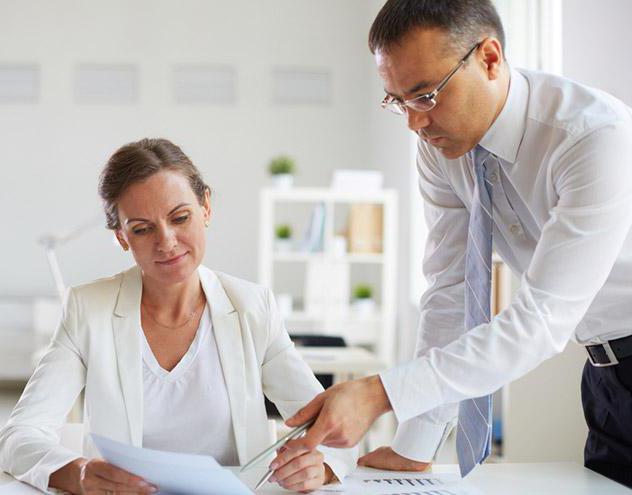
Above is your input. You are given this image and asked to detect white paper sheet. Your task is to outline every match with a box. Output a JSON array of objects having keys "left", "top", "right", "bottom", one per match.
[
  {"left": 91, "top": 434, "right": 251, "bottom": 495},
  {"left": 314, "top": 470, "right": 483, "bottom": 495}
]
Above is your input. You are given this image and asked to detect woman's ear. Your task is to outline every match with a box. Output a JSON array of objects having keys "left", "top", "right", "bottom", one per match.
[
  {"left": 203, "top": 189, "right": 212, "bottom": 227},
  {"left": 115, "top": 230, "right": 130, "bottom": 251}
]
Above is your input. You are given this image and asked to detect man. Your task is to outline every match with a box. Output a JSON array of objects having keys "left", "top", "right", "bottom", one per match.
[{"left": 271, "top": 0, "right": 632, "bottom": 488}]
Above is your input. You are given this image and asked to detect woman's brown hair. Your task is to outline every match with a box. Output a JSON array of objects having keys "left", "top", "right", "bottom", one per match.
[{"left": 98, "top": 138, "right": 210, "bottom": 230}]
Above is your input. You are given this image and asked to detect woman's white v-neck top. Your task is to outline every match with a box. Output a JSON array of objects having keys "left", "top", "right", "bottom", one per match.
[{"left": 140, "top": 305, "right": 239, "bottom": 465}]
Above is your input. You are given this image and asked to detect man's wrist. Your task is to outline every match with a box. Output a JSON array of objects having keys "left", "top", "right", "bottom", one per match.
[{"left": 367, "top": 374, "right": 393, "bottom": 415}]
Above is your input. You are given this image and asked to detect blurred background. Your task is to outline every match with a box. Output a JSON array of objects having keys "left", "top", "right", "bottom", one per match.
[{"left": 1, "top": 0, "right": 631, "bottom": 464}]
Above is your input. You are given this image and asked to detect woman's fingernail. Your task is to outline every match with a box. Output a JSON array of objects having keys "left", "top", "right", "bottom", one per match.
[
  {"left": 269, "top": 462, "right": 278, "bottom": 470},
  {"left": 269, "top": 475, "right": 277, "bottom": 483}
]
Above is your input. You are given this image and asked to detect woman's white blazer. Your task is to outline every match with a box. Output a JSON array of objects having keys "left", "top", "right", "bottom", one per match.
[{"left": 0, "top": 265, "right": 357, "bottom": 491}]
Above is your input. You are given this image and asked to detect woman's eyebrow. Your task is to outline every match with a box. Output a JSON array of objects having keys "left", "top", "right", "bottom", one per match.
[
  {"left": 168, "top": 202, "right": 191, "bottom": 214},
  {"left": 125, "top": 203, "right": 191, "bottom": 224}
]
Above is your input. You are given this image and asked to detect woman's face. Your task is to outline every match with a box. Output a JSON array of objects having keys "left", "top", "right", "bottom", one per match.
[{"left": 115, "top": 170, "right": 210, "bottom": 287}]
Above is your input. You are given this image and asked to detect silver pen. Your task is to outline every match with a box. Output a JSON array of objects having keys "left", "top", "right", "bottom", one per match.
[{"left": 240, "top": 421, "right": 314, "bottom": 490}]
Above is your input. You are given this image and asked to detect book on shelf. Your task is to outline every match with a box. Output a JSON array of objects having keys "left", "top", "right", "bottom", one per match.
[
  {"left": 347, "top": 204, "right": 383, "bottom": 253},
  {"left": 299, "top": 202, "right": 325, "bottom": 253}
]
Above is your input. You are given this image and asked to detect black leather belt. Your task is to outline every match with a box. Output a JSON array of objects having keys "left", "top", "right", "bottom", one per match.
[{"left": 586, "top": 334, "right": 632, "bottom": 367}]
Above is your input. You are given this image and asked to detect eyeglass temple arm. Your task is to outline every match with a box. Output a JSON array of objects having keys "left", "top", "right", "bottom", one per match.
[{"left": 432, "top": 42, "right": 482, "bottom": 96}]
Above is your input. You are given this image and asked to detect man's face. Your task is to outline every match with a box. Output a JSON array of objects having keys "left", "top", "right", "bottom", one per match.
[{"left": 376, "top": 28, "right": 502, "bottom": 159}]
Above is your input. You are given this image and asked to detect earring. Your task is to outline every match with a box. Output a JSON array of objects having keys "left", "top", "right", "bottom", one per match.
[{"left": 205, "top": 219, "right": 209, "bottom": 227}]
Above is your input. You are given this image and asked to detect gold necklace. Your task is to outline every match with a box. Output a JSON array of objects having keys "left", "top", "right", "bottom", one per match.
[{"left": 142, "top": 292, "right": 205, "bottom": 330}]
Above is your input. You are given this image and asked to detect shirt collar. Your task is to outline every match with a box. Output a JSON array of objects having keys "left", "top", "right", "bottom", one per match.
[{"left": 478, "top": 68, "right": 529, "bottom": 165}]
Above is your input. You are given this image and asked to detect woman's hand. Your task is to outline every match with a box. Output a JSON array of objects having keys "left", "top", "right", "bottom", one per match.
[
  {"left": 78, "top": 459, "right": 158, "bottom": 494},
  {"left": 77, "top": 459, "right": 158, "bottom": 494},
  {"left": 269, "top": 446, "right": 335, "bottom": 493},
  {"left": 50, "top": 458, "right": 158, "bottom": 494}
]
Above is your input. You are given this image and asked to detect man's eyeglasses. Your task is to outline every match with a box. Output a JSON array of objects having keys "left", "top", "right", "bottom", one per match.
[{"left": 381, "top": 41, "right": 482, "bottom": 115}]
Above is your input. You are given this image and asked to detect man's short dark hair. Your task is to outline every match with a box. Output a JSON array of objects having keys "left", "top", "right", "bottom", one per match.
[{"left": 368, "top": 0, "right": 505, "bottom": 56}]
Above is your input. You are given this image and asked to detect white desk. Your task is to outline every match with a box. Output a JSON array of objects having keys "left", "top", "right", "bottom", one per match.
[{"left": 2, "top": 463, "right": 629, "bottom": 494}]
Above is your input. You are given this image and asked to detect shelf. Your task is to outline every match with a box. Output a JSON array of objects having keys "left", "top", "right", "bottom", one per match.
[
  {"left": 260, "top": 186, "right": 398, "bottom": 364},
  {"left": 284, "top": 311, "right": 383, "bottom": 322},
  {"left": 273, "top": 252, "right": 384, "bottom": 264}
]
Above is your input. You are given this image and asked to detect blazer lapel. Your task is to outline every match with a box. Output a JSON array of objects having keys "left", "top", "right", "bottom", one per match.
[
  {"left": 199, "top": 267, "right": 248, "bottom": 464},
  {"left": 112, "top": 265, "right": 143, "bottom": 447}
]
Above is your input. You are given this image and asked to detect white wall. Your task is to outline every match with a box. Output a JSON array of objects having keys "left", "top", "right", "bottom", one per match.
[
  {"left": 365, "top": 1, "right": 420, "bottom": 365},
  {"left": 563, "top": 0, "right": 632, "bottom": 105},
  {"left": 0, "top": 0, "right": 375, "bottom": 296}
]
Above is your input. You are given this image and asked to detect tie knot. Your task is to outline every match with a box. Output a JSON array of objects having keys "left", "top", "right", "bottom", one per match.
[{"left": 472, "top": 144, "right": 491, "bottom": 168}]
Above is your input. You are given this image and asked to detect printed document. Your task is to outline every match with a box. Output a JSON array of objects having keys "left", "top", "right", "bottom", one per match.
[
  {"left": 91, "top": 434, "right": 250, "bottom": 495},
  {"left": 315, "top": 469, "right": 483, "bottom": 495}
]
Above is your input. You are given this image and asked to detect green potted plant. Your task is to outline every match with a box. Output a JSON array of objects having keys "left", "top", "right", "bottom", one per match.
[
  {"left": 268, "top": 155, "right": 296, "bottom": 189},
  {"left": 352, "top": 283, "right": 375, "bottom": 315},
  {"left": 275, "top": 224, "right": 293, "bottom": 252}
]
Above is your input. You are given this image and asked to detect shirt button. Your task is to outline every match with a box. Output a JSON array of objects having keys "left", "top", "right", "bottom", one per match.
[
  {"left": 510, "top": 223, "right": 522, "bottom": 235},
  {"left": 488, "top": 172, "right": 499, "bottom": 183}
]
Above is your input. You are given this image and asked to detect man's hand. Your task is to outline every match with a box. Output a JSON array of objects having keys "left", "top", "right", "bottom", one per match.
[
  {"left": 284, "top": 375, "right": 392, "bottom": 450},
  {"left": 359, "top": 447, "right": 431, "bottom": 472}
]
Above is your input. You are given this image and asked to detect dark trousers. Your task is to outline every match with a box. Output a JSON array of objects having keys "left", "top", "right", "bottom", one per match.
[{"left": 581, "top": 357, "right": 632, "bottom": 488}]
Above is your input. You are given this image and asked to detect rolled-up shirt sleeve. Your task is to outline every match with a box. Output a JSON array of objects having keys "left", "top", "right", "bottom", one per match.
[{"left": 382, "top": 121, "right": 632, "bottom": 424}]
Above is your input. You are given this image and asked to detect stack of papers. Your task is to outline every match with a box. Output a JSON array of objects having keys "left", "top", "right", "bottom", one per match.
[{"left": 91, "top": 434, "right": 251, "bottom": 495}]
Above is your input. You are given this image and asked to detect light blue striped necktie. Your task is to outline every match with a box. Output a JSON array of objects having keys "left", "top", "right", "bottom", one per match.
[{"left": 456, "top": 145, "right": 494, "bottom": 477}]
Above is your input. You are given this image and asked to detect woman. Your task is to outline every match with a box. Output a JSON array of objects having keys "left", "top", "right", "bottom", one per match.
[{"left": 0, "top": 138, "right": 357, "bottom": 493}]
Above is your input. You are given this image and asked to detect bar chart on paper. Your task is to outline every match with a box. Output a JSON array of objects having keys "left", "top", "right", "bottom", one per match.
[{"left": 315, "top": 471, "right": 482, "bottom": 495}]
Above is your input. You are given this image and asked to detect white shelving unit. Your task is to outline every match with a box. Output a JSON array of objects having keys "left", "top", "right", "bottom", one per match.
[{"left": 258, "top": 187, "right": 398, "bottom": 365}]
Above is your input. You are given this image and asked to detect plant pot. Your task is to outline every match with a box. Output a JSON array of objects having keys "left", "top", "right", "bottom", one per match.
[
  {"left": 275, "top": 239, "right": 293, "bottom": 252},
  {"left": 271, "top": 174, "right": 294, "bottom": 189},
  {"left": 352, "top": 298, "right": 376, "bottom": 316}
]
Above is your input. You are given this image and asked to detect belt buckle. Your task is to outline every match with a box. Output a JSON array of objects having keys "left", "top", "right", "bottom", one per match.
[{"left": 587, "top": 342, "right": 619, "bottom": 367}]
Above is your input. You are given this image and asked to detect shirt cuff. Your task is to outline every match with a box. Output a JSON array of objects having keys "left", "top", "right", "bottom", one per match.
[
  {"left": 391, "top": 417, "right": 456, "bottom": 463},
  {"left": 379, "top": 358, "right": 442, "bottom": 423},
  {"left": 15, "top": 449, "right": 82, "bottom": 494},
  {"left": 321, "top": 453, "right": 348, "bottom": 483},
  {"left": 319, "top": 445, "right": 356, "bottom": 482}
]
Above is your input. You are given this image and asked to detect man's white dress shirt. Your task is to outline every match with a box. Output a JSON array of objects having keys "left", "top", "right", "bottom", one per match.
[{"left": 380, "top": 68, "right": 632, "bottom": 462}]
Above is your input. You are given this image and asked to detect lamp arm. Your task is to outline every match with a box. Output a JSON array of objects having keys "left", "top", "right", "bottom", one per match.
[{"left": 44, "top": 247, "right": 66, "bottom": 301}]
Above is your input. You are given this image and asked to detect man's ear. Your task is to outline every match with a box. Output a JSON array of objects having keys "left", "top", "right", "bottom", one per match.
[
  {"left": 115, "top": 230, "right": 129, "bottom": 251},
  {"left": 480, "top": 37, "right": 504, "bottom": 80}
]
